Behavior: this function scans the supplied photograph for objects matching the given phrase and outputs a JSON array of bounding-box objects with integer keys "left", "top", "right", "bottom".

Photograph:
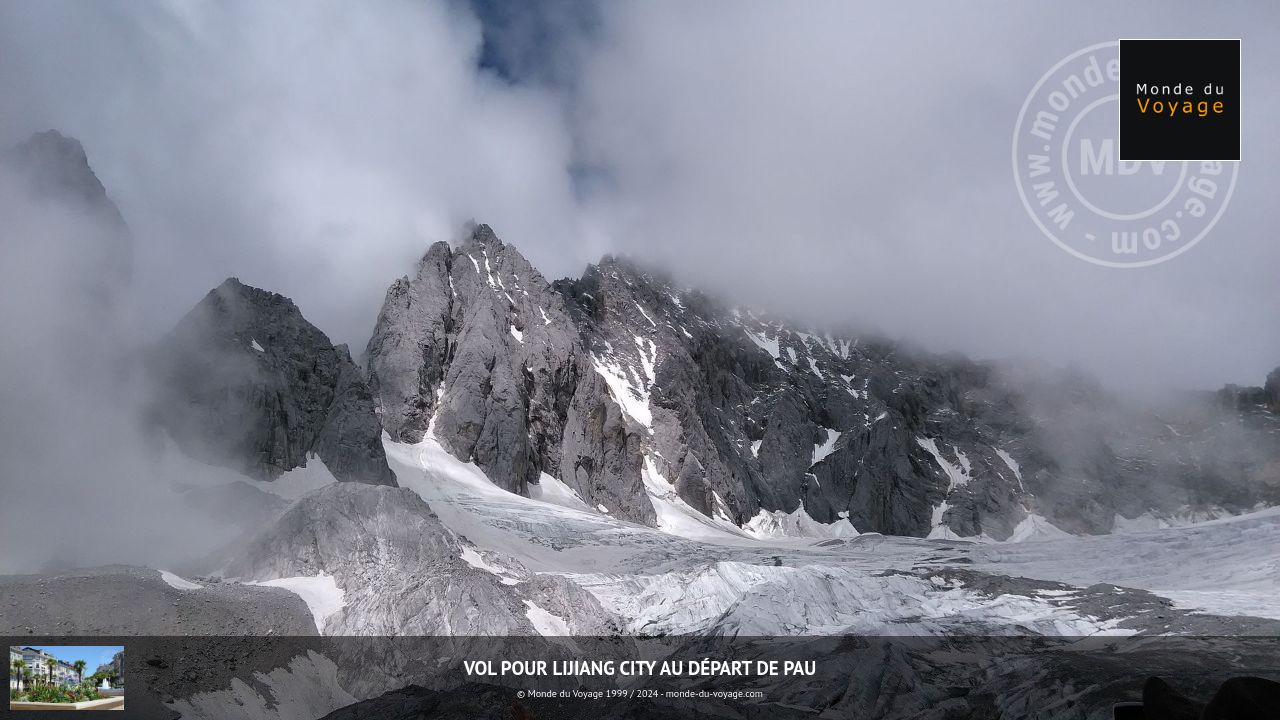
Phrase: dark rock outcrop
[
  {"left": 366, "top": 224, "right": 653, "bottom": 522},
  {"left": 151, "top": 278, "right": 396, "bottom": 486}
]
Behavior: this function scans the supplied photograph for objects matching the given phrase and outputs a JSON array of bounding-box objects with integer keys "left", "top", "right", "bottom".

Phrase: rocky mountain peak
[
  {"left": 458, "top": 221, "right": 503, "bottom": 249},
  {"left": 3, "top": 130, "right": 132, "bottom": 289},
  {"left": 150, "top": 278, "right": 396, "bottom": 487},
  {"left": 367, "top": 224, "right": 595, "bottom": 499},
  {"left": 367, "top": 224, "right": 1280, "bottom": 539},
  {"left": 7, "top": 131, "right": 97, "bottom": 198}
]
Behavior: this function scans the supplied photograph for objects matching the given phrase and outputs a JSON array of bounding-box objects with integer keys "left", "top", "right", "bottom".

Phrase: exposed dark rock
[
  {"left": 150, "top": 278, "right": 396, "bottom": 486},
  {"left": 366, "top": 224, "right": 1280, "bottom": 538},
  {"left": 365, "top": 223, "right": 655, "bottom": 522}
]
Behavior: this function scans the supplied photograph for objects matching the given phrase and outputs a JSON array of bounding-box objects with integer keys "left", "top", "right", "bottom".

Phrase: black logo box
[{"left": 1119, "top": 38, "right": 1240, "bottom": 161}]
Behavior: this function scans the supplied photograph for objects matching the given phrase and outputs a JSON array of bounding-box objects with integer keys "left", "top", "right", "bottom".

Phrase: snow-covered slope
[{"left": 303, "top": 432, "right": 1280, "bottom": 637}]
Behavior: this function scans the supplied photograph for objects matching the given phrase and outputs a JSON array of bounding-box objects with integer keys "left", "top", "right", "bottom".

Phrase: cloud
[
  {"left": 0, "top": 0, "right": 1276, "bottom": 394},
  {"left": 0, "top": 0, "right": 1276, "bottom": 572},
  {"left": 570, "top": 2, "right": 1280, "bottom": 390},
  {"left": 0, "top": 0, "right": 585, "bottom": 352}
]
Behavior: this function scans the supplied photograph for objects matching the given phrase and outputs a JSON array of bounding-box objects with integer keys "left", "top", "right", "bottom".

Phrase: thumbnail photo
[{"left": 9, "top": 646, "right": 124, "bottom": 711}]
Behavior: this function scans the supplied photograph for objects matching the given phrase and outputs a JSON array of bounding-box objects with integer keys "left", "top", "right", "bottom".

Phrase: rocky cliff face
[
  {"left": 365, "top": 224, "right": 652, "bottom": 523},
  {"left": 367, "top": 224, "right": 1280, "bottom": 539},
  {"left": 151, "top": 278, "right": 396, "bottom": 486}
]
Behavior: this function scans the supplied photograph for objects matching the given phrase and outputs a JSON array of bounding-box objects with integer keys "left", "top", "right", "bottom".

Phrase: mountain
[
  {"left": 367, "top": 224, "right": 1280, "bottom": 539},
  {"left": 365, "top": 224, "right": 652, "bottom": 523},
  {"left": 5, "top": 144, "right": 1280, "bottom": 718},
  {"left": 149, "top": 278, "right": 397, "bottom": 487},
  {"left": 221, "top": 482, "right": 619, "bottom": 635},
  {"left": 1, "top": 130, "right": 132, "bottom": 291}
]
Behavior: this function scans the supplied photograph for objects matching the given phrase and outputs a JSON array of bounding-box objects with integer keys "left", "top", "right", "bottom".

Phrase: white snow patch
[
  {"left": 916, "top": 437, "right": 971, "bottom": 492},
  {"left": 597, "top": 504, "right": 610, "bottom": 513},
  {"left": 807, "top": 357, "right": 823, "bottom": 378},
  {"left": 482, "top": 250, "right": 502, "bottom": 290},
  {"left": 527, "top": 472, "right": 592, "bottom": 513},
  {"left": 509, "top": 325, "right": 523, "bottom": 343},
  {"left": 811, "top": 429, "right": 841, "bottom": 465},
  {"left": 634, "top": 303, "right": 657, "bottom": 327},
  {"left": 995, "top": 448, "right": 1024, "bottom": 491},
  {"left": 459, "top": 545, "right": 520, "bottom": 585},
  {"left": 268, "top": 457, "right": 341, "bottom": 500},
  {"left": 467, "top": 254, "right": 480, "bottom": 273},
  {"left": 160, "top": 570, "right": 203, "bottom": 590},
  {"left": 460, "top": 545, "right": 508, "bottom": 576},
  {"left": 1112, "top": 513, "right": 1167, "bottom": 533},
  {"left": 592, "top": 356, "right": 652, "bottom": 429},
  {"left": 750, "top": 439, "right": 763, "bottom": 457},
  {"left": 929, "top": 500, "right": 950, "bottom": 530},
  {"left": 523, "top": 600, "right": 571, "bottom": 636},
  {"left": 250, "top": 338, "right": 265, "bottom": 353},
  {"left": 539, "top": 307, "right": 552, "bottom": 325},
  {"left": 635, "top": 337, "right": 656, "bottom": 384},
  {"left": 742, "top": 503, "right": 858, "bottom": 540},
  {"left": 744, "top": 329, "right": 786, "bottom": 370},
  {"left": 642, "top": 456, "right": 747, "bottom": 540},
  {"left": 250, "top": 574, "right": 345, "bottom": 633},
  {"left": 917, "top": 436, "right": 976, "bottom": 536},
  {"left": 710, "top": 491, "right": 733, "bottom": 523},
  {"left": 926, "top": 524, "right": 993, "bottom": 543},
  {"left": 1008, "top": 514, "right": 1072, "bottom": 543}
]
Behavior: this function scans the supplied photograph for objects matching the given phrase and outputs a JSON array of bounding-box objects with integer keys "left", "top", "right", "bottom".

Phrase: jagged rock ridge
[
  {"left": 151, "top": 278, "right": 396, "bottom": 487},
  {"left": 365, "top": 225, "right": 652, "bottom": 523},
  {"left": 367, "top": 224, "right": 1280, "bottom": 539}
]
